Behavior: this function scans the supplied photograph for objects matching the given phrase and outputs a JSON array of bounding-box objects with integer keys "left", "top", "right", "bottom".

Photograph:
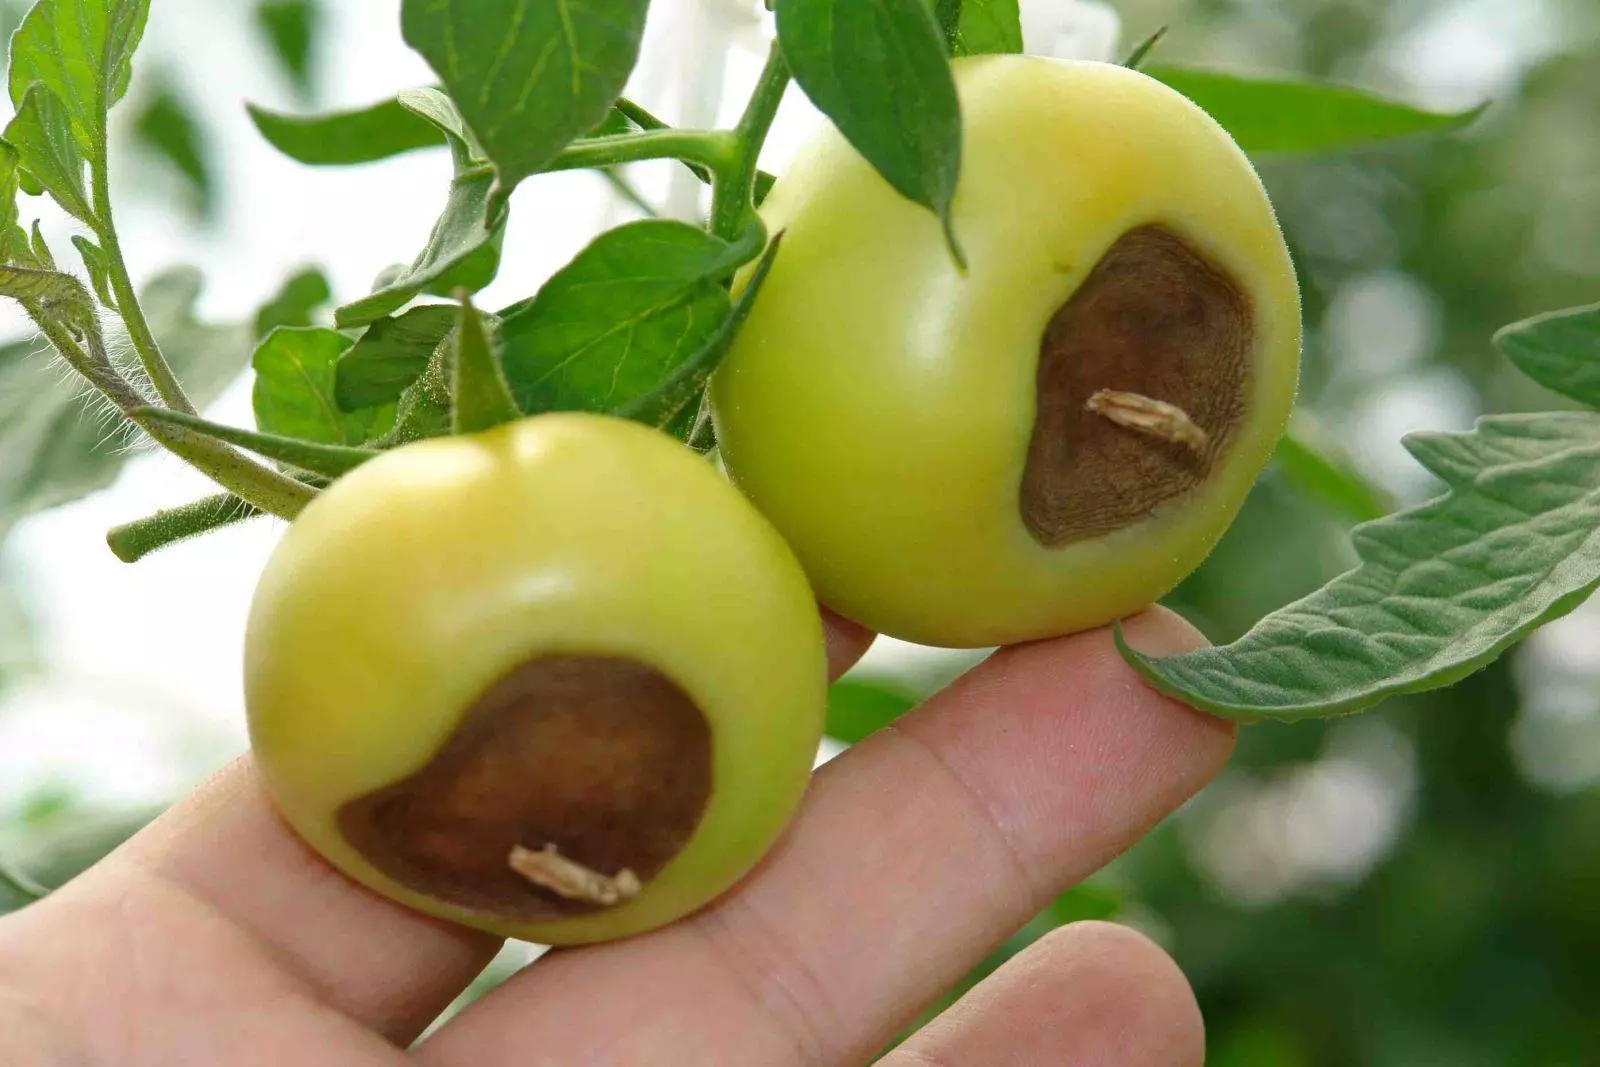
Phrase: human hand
[{"left": 0, "top": 607, "right": 1231, "bottom": 1066}]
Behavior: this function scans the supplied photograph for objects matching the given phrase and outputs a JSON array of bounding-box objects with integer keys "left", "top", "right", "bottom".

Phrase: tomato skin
[
  {"left": 245, "top": 413, "right": 827, "bottom": 944},
  {"left": 712, "top": 56, "right": 1301, "bottom": 649}
]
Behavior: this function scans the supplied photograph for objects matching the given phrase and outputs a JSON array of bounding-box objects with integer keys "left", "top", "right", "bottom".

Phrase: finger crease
[
  {"left": 880, "top": 724, "right": 1040, "bottom": 919},
  {"left": 691, "top": 896, "right": 835, "bottom": 1067}
]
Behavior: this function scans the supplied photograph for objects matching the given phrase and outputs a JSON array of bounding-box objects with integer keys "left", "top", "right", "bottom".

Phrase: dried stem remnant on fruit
[
  {"left": 338, "top": 656, "right": 711, "bottom": 921},
  {"left": 1022, "top": 225, "right": 1253, "bottom": 546}
]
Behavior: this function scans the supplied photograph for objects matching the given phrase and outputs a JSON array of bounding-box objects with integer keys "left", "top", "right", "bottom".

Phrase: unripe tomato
[
  {"left": 713, "top": 56, "right": 1301, "bottom": 648},
  {"left": 245, "top": 414, "right": 827, "bottom": 944}
]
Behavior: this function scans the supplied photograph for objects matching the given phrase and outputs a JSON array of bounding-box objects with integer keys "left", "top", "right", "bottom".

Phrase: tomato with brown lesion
[
  {"left": 245, "top": 413, "right": 828, "bottom": 945},
  {"left": 712, "top": 56, "right": 1302, "bottom": 649}
]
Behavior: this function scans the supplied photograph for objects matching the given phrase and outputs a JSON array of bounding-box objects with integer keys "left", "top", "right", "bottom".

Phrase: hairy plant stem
[
  {"left": 500, "top": 127, "right": 739, "bottom": 179},
  {"left": 107, "top": 494, "right": 263, "bottom": 563},
  {"left": 89, "top": 145, "right": 196, "bottom": 414},
  {"left": 710, "top": 41, "right": 790, "bottom": 242},
  {"left": 30, "top": 315, "right": 316, "bottom": 521}
]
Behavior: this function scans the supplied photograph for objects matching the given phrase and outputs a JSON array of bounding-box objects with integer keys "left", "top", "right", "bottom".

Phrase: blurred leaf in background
[
  {"left": 0, "top": 791, "right": 155, "bottom": 916},
  {"left": 255, "top": 0, "right": 323, "bottom": 102},
  {"left": 130, "top": 76, "right": 214, "bottom": 220}
]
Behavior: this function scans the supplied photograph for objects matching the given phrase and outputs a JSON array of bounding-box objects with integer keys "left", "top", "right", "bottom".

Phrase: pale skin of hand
[{"left": 0, "top": 607, "right": 1233, "bottom": 1066}]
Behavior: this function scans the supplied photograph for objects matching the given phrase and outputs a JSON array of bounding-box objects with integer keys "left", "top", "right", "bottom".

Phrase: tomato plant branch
[
  {"left": 535, "top": 127, "right": 739, "bottom": 177},
  {"left": 89, "top": 144, "right": 197, "bottom": 414},
  {"left": 28, "top": 314, "right": 316, "bottom": 521},
  {"left": 107, "top": 493, "right": 263, "bottom": 563},
  {"left": 711, "top": 41, "right": 790, "bottom": 242}
]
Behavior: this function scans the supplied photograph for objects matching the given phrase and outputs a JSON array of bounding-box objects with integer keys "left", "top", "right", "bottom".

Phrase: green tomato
[
  {"left": 713, "top": 56, "right": 1302, "bottom": 648},
  {"left": 245, "top": 413, "right": 826, "bottom": 944}
]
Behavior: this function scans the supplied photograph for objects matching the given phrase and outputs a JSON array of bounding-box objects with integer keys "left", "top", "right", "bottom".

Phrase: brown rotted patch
[
  {"left": 1021, "top": 225, "right": 1255, "bottom": 546},
  {"left": 338, "top": 656, "right": 712, "bottom": 921}
]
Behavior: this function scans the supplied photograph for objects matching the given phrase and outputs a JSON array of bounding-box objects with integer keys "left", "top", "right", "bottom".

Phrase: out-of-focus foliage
[
  {"left": 837, "top": 2, "right": 1600, "bottom": 1062},
  {"left": 131, "top": 77, "right": 213, "bottom": 219},
  {"left": 255, "top": 0, "right": 323, "bottom": 101}
]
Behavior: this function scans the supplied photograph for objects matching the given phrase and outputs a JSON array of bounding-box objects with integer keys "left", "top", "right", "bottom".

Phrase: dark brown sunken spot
[
  {"left": 338, "top": 656, "right": 712, "bottom": 921},
  {"left": 1021, "top": 225, "right": 1254, "bottom": 546}
]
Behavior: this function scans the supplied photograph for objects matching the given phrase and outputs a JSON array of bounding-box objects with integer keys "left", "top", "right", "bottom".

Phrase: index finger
[
  {"left": 61, "top": 609, "right": 875, "bottom": 1044},
  {"left": 417, "top": 607, "right": 1234, "bottom": 1066}
]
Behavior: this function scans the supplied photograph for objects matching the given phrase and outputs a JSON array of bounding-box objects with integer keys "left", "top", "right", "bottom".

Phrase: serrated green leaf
[
  {"left": 1146, "top": 67, "right": 1485, "bottom": 154},
  {"left": 131, "top": 80, "right": 211, "bottom": 218},
  {"left": 778, "top": 0, "right": 964, "bottom": 262},
  {"left": 70, "top": 235, "right": 116, "bottom": 310},
  {"left": 400, "top": 0, "right": 651, "bottom": 215},
  {"left": 451, "top": 294, "right": 520, "bottom": 434},
  {"left": 253, "top": 266, "right": 330, "bottom": 338},
  {"left": 1273, "top": 424, "right": 1393, "bottom": 524},
  {"left": 7, "top": 0, "right": 149, "bottom": 153},
  {"left": 498, "top": 220, "right": 752, "bottom": 415},
  {"left": 1494, "top": 303, "right": 1600, "bottom": 410},
  {"left": 3, "top": 83, "right": 94, "bottom": 223},
  {"left": 255, "top": 0, "right": 321, "bottom": 100},
  {"left": 134, "top": 407, "right": 376, "bottom": 478},
  {"left": 246, "top": 94, "right": 441, "bottom": 165},
  {"left": 933, "top": 0, "right": 1022, "bottom": 56},
  {"left": 334, "top": 303, "right": 454, "bottom": 411},
  {"left": 252, "top": 327, "right": 393, "bottom": 445},
  {"left": 1121, "top": 412, "right": 1600, "bottom": 720},
  {"left": 334, "top": 89, "right": 504, "bottom": 328}
]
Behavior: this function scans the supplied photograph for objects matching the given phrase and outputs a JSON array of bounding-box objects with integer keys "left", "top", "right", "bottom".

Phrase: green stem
[
  {"left": 89, "top": 144, "right": 196, "bottom": 414},
  {"left": 30, "top": 317, "right": 316, "bottom": 521},
  {"left": 546, "top": 128, "right": 737, "bottom": 176},
  {"left": 107, "top": 494, "right": 263, "bottom": 563},
  {"left": 0, "top": 851, "right": 49, "bottom": 903},
  {"left": 711, "top": 41, "right": 791, "bottom": 242},
  {"left": 132, "top": 407, "right": 378, "bottom": 479}
]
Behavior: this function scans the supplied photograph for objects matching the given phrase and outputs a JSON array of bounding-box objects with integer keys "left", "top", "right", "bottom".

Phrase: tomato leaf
[
  {"left": 1146, "top": 67, "right": 1485, "bottom": 154},
  {"left": 247, "top": 94, "right": 441, "bottom": 165},
  {"left": 252, "top": 327, "right": 394, "bottom": 445},
  {"left": 934, "top": 0, "right": 1022, "bottom": 56},
  {"left": 1121, "top": 411, "right": 1600, "bottom": 720},
  {"left": 334, "top": 89, "right": 504, "bottom": 329},
  {"left": 401, "top": 0, "right": 651, "bottom": 217},
  {"left": 1494, "top": 303, "right": 1600, "bottom": 410},
  {"left": 7, "top": 0, "right": 149, "bottom": 154},
  {"left": 777, "top": 0, "right": 964, "bottom": 262},
  {"left": 70, "top": 235, "right": 117, "bottom": 310},
  {"left": 498, "top": 219, "right": 758, "bottom": 415},
  {"left": 335, "top": 304, "right": 455, "bottom": 411},
  {"left": 131, "top": 81, "right": 212, "bottom": 217},
  {"left": 3, "top": 84, "right": 94, "bottom": 224},
  {"left": 255, "top": 0, "right": 321, "bottom": 100},
  {"left": 616, "top": 233, "right": 783, "bottom": 435},
  {"left": 253, "top": 266, "right": 331, "bottom": 338},
  {"left": 451, "top": 295, "right": 521, "bottom": 434}
]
